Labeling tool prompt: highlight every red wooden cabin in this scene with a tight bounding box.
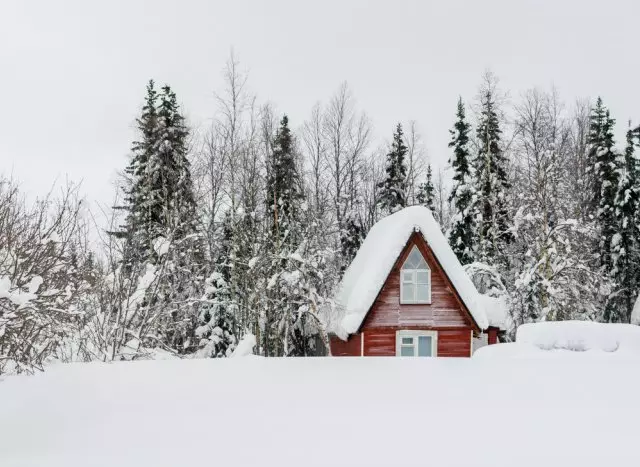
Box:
[329,206,503,357]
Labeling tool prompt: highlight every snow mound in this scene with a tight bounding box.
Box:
[334,206,487,337]
[1,357,639,466]
[516,320,640,353]
[475,321,640,359]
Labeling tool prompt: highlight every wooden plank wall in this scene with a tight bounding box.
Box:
[361,328,472,357]
[329,333,361,356]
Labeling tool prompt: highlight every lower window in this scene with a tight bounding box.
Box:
[396,330,437,357]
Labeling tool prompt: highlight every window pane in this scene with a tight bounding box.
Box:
[401,337,413,345]
[402,283,415,302]
[400,345,415,357]
[416,284,430,302]
[402,246,428,270]
[401,271,414,283]
[416,271,429,284]
[418,336,432,357]
[402,247,419,269]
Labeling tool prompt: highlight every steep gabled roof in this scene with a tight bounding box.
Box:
[333,206,488,338]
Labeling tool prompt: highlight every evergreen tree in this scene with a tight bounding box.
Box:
[587,98,609,216]
[152,85,204,351]
[117,82,201,267]
[114,82,204,353]
[475,79,512,264]
[447,98,476,264]
[377,123,408,215]
[114,80,159,267]
[608,126,640,322]
[587,97,618,272]
[149,85,200,251]
[416,165,435,211]
[197,211,237,357]
[340,210,364,271]
[264,115,306,356]
[266,115,304,250]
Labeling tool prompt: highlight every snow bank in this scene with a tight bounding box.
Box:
[335,206,487,337]
[516,320,640,353]
[1,357,639,466]
[475,321,640,359]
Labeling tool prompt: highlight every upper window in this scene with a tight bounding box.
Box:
[400,245,431,304]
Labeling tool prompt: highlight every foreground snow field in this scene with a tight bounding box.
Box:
[1,357,639,467]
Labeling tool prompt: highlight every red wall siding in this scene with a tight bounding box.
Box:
[437,329,472,357]
[362,232,475,330]
[487,327,498,345]
[329,333,361,356]
[361,328,472,357]
[363,330,396,356]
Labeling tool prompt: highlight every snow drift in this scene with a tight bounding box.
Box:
[475,320,640,359]
[516,320,640,353]
[1,357,639,467]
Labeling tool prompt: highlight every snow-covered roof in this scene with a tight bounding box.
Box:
[334,206,488,337]
[477,293,510,330]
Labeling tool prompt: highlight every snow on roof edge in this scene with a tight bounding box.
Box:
[333,206,488,338]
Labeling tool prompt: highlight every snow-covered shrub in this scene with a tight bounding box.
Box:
[0,179,93,374]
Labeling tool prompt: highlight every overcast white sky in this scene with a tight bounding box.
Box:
[2,0,639,208]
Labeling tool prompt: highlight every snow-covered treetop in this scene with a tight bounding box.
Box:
[333,205,489,338]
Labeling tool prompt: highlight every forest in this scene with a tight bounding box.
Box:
[1,54,639,374]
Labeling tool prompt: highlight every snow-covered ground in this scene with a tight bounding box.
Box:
[1,356,639,466]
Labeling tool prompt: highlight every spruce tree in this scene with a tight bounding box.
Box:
[115,80,159,267]
[587,98,609,216]
[266,115,304,250]
[197,211,237,357]
[115,81,203,353]
[587,98,618,271]
[149,85,200,250]
[377,123,408,215]
[608,126,640,322]
[153,85,203,351]
[117,82,201,267]
[340,210,364,271]
[264,115,306,356]
[416,164,435,211]
[447,98,476,264]
[476,81,512,264]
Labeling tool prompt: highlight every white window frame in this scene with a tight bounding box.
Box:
[395,330,438,357]
[400,247,431,304]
